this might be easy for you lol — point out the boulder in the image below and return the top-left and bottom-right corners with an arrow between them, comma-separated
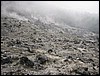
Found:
19,56 -> 34,67
35,54 -> 49,64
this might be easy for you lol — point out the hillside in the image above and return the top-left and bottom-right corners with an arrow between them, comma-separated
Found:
1,16 -> 99,75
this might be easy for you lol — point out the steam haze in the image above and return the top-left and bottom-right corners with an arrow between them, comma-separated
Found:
48,1 -> 99,14
1,1 -> 99,33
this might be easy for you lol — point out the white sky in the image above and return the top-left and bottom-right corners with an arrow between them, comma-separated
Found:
45,1 -> 99,14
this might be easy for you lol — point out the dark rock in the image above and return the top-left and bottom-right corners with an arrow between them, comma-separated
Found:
84,68 -> 88,71
74,40 -> 80,44
26,47 -> 34,53
6,72 -> 15,75
48,49 -> 53,53
7,40 -> 15,47
39,44 -> 44,46
3,22 -> 8,25
63,39 -> 69,42
74,67 -> 90,75
20,56 -> 34,67
68,56 -> 72,59
79,58 -> 95,63
15,39 -> 21,44
1,56 -> 12,65
88,59 -> 94,62
38,38 -> 41,40
68,44 -> 72,47
35,54 -> 49,64
64,55 -> 73,62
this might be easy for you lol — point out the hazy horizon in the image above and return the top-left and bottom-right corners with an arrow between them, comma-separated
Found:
1,1 -> 99,34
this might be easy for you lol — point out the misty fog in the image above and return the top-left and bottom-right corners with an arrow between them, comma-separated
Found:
1,1 -> 99,34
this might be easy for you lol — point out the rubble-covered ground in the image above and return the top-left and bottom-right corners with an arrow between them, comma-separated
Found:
1,17 -> 99,75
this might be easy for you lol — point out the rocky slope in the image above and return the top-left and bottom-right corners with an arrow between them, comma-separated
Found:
1,17 -> 99,75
